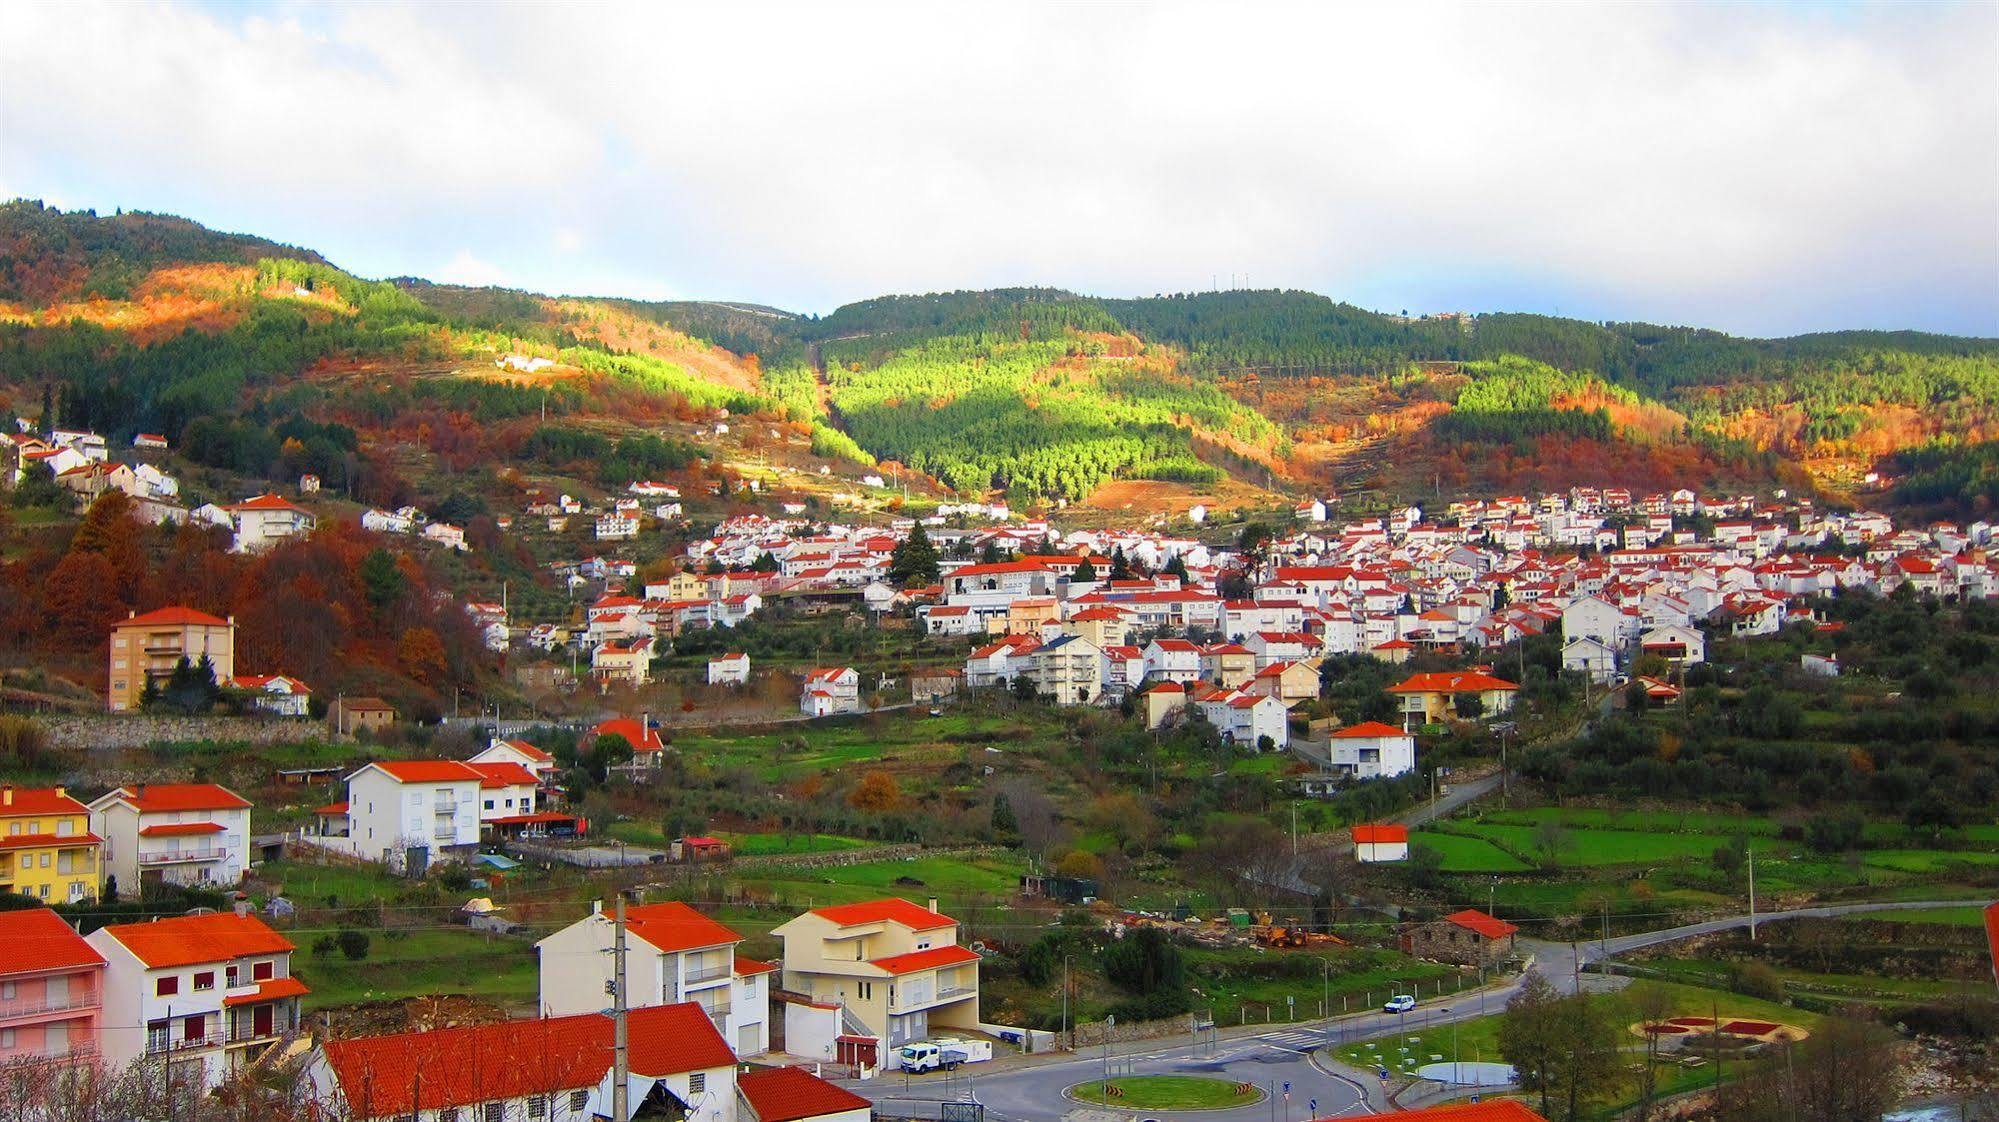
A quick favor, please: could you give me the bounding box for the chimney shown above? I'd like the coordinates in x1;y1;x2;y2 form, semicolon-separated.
591;899;603;917
135;782;146;801
2;786;11;807
928;897;940;915
53;786;64;800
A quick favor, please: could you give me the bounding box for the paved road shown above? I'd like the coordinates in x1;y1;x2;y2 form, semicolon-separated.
854;898;1989;1122
1394;773;1503;829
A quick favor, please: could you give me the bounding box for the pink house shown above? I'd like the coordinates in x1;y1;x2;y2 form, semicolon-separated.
0;908;104;1066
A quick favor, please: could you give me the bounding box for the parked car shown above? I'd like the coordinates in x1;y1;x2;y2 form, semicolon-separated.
1383;994;1417;1014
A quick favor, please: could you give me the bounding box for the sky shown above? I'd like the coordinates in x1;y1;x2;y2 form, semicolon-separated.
2;0;1995;338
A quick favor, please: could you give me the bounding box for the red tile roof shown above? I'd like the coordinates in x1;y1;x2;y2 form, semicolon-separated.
497;739;554;763
589;717;665;753
97;913;293;969
321;1004;734;1118
734;955;779;976
1387;671;1518;694
0;908;104;975
368;760;484;784
1352;824;1408;844
738;1065;873;1122
871;944;981;975
223;975;310;1006
228;493;307;513
0;787;89;817
139;822;225;837
0;831;104;852
1442;909;1519;940
116;606;231;629
466;762;538;789
1331;721;1408;739
1335;1102;1549;1122
314;801;349;816
101;783;251;812
625;901;744;954
812;897;955;930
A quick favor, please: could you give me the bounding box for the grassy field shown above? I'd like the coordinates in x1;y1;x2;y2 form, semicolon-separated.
603;822;873;856
299;927;538;1011
1411;830;1533;873
671;710;1060;782
740;853;1027;909
1184;946;1463;1020
1068;1076;1262;1110
1440;822;1780;867
1852;905;1990;925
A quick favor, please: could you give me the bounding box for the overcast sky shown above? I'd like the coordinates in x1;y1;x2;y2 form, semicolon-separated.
3;0;1995;337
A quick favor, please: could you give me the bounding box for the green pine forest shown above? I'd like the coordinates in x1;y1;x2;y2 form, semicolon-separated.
5;201;1999;512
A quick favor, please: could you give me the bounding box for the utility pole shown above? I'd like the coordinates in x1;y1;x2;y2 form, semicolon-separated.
1062;955;1072;1051
613;893;630;1122
1290;803;1298;856
1747;846;1757;942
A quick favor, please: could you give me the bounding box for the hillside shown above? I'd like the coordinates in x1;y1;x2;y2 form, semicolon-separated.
4;202;1999;521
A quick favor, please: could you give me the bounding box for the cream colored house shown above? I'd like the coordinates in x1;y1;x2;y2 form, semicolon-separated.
1062;606;1131;649
1028;634;1102;705
770;898;979;1047
106;607;235;712
537;901;772;1057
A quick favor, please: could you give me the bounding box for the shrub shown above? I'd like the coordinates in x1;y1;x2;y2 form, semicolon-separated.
336;929;372;961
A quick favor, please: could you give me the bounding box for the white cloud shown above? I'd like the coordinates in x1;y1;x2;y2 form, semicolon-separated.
433;250;510;289
1;0;1993;335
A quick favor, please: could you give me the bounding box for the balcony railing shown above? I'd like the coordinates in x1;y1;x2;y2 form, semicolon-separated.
683;961;732;985
138;848;228;866
227;1019;291;1045
706;1010;729;1034
146;1029;225;1055
0;992;99;1020
433;800;461;815
935;984;976;1000
432;826;458;840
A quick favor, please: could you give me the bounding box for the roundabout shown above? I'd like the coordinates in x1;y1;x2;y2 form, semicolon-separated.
1065;1076;1268;1111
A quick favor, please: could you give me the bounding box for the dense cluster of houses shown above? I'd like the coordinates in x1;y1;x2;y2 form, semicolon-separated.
0;887;981;1119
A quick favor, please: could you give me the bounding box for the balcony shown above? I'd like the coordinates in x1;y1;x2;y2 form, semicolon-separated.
0;992;99;1022
706;1009;729;1034
683;961;732;986
146;1028;225;1055
138;847;228;866
433;800;461;815
432;825;459;840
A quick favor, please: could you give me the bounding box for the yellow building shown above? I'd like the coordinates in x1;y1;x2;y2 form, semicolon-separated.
0;786;103;903
107;606;236;712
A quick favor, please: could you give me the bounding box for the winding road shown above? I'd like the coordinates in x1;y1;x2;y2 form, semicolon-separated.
851;898;1989;1122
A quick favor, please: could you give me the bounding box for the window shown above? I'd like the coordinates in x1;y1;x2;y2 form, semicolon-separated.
40;853;51;867
528;1096;549;1118
0;1030;12;1048
184;1014;206;1042
253;961;274;982
394;1115;417;1122
484;1104;504;1122
193;972;214;991
688;1073;706;1094
856;982;872;1001
0;982;12;999
570;1091;589;1112
156;976;179;997
440;1111;459;1122
226;966;239;987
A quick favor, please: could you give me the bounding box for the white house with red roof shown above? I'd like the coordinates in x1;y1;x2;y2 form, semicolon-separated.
310;1002;741;1122
1099;644;1146;698
1352;823;1410;863
1324;721;1417;779
708;651;751;686
88;782;252;890
87;912;304;1090
225;493;315;552
771;897;980;1047
1141;638;1202;683
538;900;773;1056
965;635;1039;689
469;738;558;785
0;908;104;1067
323;761;484;869
1194;686;1290;750
800;667;861;717
225;673;311;717
1244;631;1321;668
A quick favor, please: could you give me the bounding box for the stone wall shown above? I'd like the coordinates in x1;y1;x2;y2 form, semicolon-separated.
40;714;340;753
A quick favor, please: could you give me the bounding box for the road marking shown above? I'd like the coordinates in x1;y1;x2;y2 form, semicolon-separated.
1260;1031;1328;1051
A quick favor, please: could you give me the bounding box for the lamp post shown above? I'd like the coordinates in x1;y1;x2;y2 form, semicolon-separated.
1321;959;1333;1053
1102;1014;1115;1098
1062;955;1074;1051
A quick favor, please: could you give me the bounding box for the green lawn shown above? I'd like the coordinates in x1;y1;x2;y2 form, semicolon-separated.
1411;831;1533;873
1068;1076;1263;1110
298;927;538;1011
1185;946;1462;1019
742;853;1026;908
670;711;1062;782
257;859;411;909
1444;822;1781;867
1852;905;1991;926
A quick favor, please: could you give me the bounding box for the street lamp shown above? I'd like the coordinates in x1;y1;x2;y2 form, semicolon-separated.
1321;959;1333;1053
1062;955;1074;1052
1102;1014;1115;1098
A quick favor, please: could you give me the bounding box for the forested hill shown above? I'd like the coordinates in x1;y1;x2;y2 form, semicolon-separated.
5;199;1999;513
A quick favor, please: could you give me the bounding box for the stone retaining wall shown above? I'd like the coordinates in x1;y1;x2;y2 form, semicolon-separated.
39;714;340;752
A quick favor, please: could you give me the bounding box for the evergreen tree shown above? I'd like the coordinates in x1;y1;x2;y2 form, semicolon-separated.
889;522;941;585
1071;556;1098;583
991;793;1018;835
1163;554;1189;581
1108;546;1132;581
